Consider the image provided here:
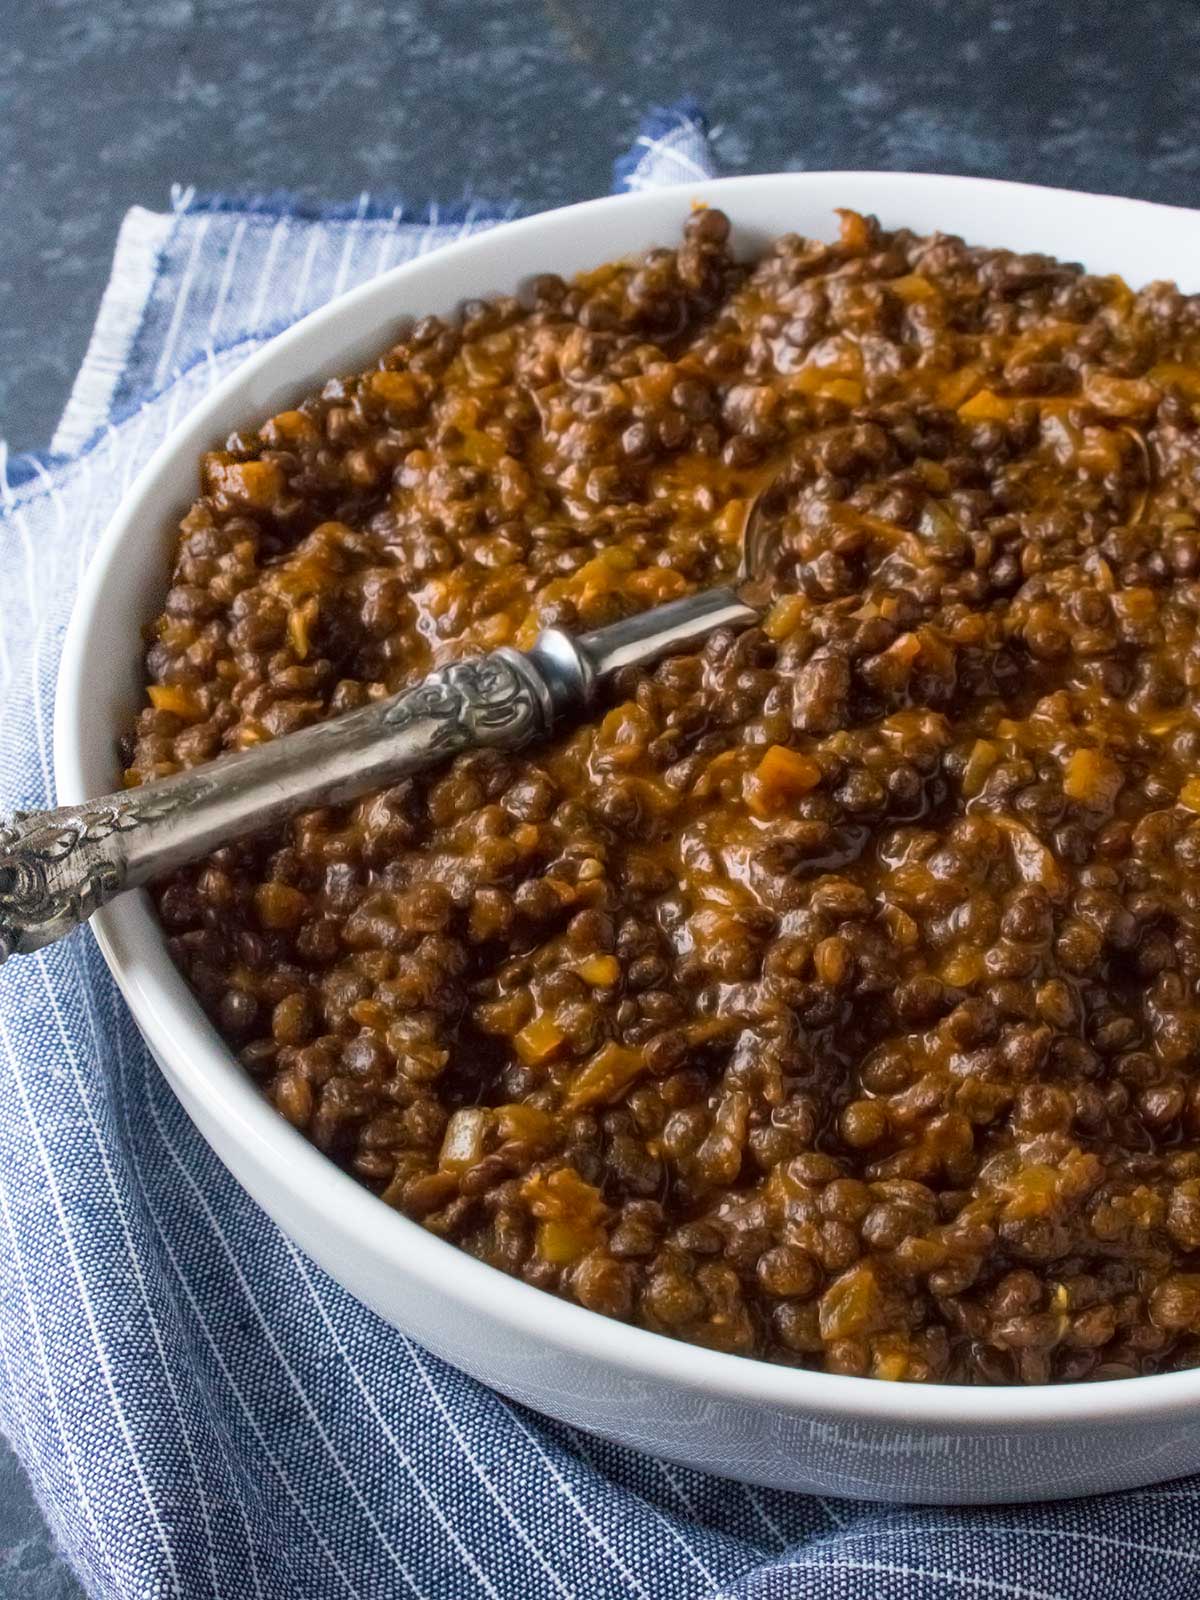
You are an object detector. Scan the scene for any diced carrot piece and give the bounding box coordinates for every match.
[1001,818,1067,898]
[1112,587,1155,623]
[881,904,919,949]
[816,377,863,406]
[1002,1163,1060,1220]
[536,1221,593,1264]
[1063,747,1123,809]
[148,684,203,721]
[494,1103,555,1146]
[523,1165,607,1221]
[576,955,620,988]
[878,632,921,673]
[262,409,319,444]
[598,701,651,764]
[887,274,937,303]
[460,345,507,387]
[514,1014,567,1066]
[348,999,388,1031]
[915,457,951,492]
[937,366,987,408]
[754,745,822,802]
[958,388,1014,423]
[942,949,984,987]
[368,369,424,413]
[205,458,284,509]
[523,1166,607,1261]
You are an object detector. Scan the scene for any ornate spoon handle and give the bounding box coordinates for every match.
[0,585,754,962]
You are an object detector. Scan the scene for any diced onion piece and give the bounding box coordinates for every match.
[439,1108,490,1172]
[564,1042,645,1110]
[961,739,999,798]
[819,1263,884,1341]
[1081,371,1159,420]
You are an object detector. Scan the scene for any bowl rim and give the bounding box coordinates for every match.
[54,167,1200,1432]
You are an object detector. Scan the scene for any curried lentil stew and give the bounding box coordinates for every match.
[126,206,1200,1384]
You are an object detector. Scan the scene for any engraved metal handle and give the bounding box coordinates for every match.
[0,584,755,963]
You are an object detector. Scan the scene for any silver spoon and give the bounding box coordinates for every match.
[0,489,782,962]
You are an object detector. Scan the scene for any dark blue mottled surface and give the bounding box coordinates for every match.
[0,1444,85,1599]
[6,0,1200,457]
[2,0,1198,1591]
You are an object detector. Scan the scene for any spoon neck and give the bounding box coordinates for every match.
[557,583,759,701]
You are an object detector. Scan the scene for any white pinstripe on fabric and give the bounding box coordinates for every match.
[290,225,323,315]
[0,1252,58,1528]
[751,1557,1068,1600]
[743,1486,789,1553]
[69,436,103,591]
[631,131,712,185]
[284,1239,505,1600]
[647,1452,729,1574]
[105,983,267,1600]
[137,1044,364,1600]
[498,1400,655,1600]
[818,1496,848,1530]
[0,1173,119,1597]
[154,214,213,388]
[137,1043,422,1600]
[248,215,292,330]
[825,1514,1200,1566]
[207,215,250,348]
[416,200,442,256]
[109,996,264,1600]
[400,1335,580,1600]
[331,193,371,300]
[371,205,405,279]
[968,1523,1200,1565]
[53,945,226,1600]
[710,1561,1068,1600]
[566,1426,721,1591]
[0,1013,186,1596]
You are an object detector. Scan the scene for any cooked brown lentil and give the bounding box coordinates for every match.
[127,206,1200,1384]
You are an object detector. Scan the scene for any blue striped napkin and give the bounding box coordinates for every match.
[2,100,1199,1600]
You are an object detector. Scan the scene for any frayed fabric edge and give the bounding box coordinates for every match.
[51,206,176,458]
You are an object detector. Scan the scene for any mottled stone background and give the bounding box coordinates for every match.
[2,0,1198,1589]
[7,0,1200,457]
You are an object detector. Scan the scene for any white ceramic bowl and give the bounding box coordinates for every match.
[55,172,1200,1504]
